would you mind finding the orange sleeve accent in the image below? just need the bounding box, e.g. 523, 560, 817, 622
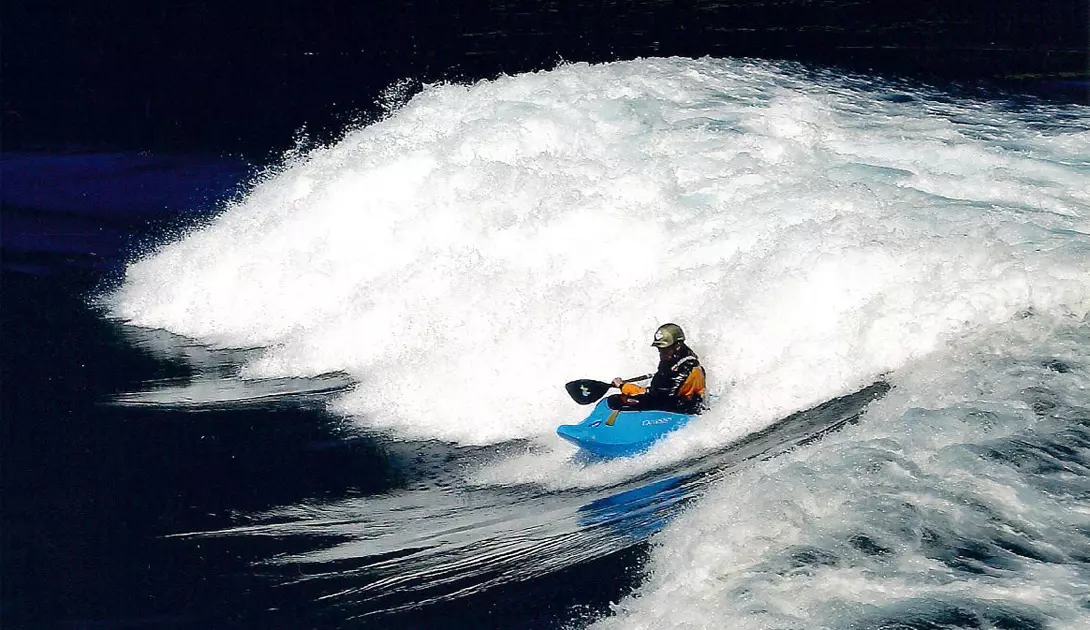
621, 383, 647, 396
678, 367, 706, 399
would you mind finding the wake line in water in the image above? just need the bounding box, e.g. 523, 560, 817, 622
169, 382, 888, 617
107, 324, 354, 408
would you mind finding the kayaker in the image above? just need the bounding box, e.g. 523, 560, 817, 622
609, 323, 707, 414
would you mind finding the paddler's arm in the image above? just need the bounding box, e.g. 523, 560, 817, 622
612, 377, 648, 396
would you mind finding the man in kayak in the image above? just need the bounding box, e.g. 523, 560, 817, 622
609, 323, 707, 414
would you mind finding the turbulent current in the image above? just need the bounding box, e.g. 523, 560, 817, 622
106, 58, 1090, 627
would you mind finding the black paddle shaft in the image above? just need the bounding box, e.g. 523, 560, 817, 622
564, 373, 653, 405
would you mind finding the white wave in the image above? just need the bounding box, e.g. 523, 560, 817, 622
591, 313, 1090, 630
109, 58, 1090, 452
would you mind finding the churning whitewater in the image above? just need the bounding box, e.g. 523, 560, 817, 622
110, 58, 1089, 450
108, 57, 1090, 626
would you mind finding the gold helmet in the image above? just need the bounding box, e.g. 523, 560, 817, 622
651, 323, 685, 348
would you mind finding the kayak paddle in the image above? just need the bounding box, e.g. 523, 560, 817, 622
564, 374, 653, 405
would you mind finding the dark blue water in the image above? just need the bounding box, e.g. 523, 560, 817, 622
3, 2, 1087, 628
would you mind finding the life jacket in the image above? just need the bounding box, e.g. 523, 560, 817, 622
619, 344, 707, 413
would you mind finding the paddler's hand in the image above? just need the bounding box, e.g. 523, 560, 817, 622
612, 377, 624, 388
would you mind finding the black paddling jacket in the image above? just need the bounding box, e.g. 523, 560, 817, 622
621, 343, 707, 413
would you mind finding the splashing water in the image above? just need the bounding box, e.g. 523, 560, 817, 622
108, 58, 1089, 456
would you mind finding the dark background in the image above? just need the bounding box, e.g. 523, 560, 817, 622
4, 0, 1088, 158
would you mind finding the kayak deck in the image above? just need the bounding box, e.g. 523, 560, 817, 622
556, 398, 694, 458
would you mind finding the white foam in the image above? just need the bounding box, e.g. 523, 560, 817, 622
591, 314, 1090, 630
110, 58, 1090, 451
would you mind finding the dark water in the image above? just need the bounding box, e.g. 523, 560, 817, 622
2, 2, 1087, 629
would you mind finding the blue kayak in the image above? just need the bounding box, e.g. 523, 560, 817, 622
556, 398, 695, 458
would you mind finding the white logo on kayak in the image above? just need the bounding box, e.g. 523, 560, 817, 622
641, 418, 673, 426
580, 385, 590, 397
